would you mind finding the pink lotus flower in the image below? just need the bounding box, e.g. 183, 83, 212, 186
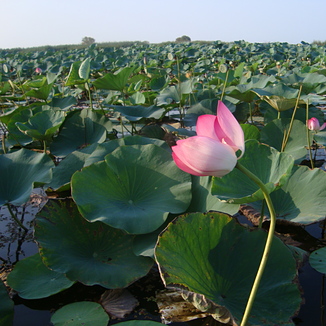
307, 117, 326, 131
172, 101, 245, 177
35, 67, 42, 74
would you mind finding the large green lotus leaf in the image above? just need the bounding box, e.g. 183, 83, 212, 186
6, 107, 34, 146
34, 199, 153, 288
65, 60, 89, 86
46, 143, 98, 191
250, 165, 326, 224
155, 212, 301, 325
187, 175, 239, 215
241, 123, 260, 141
84, 136, 170, 166
109, 105, 165, 121
309, 247, 326, 274
25, 82, 54, 101
50, 108, 112, 157
72, 144, 192, 234
92, 66, 134, 92
51, 301, 109, 326
0, 148, 54, 206
16, 109, 65, 141
6, 253, 74, 299
253, 83, 302, 111
50, 96, 77, 110
212, 140, 294, 204
280, 72, 326, 94
314, 131, 326, 146
261, 118, 308, 163
0, 281, 14, 326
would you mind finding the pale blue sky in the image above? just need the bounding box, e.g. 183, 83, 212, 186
1, 0, 325, 49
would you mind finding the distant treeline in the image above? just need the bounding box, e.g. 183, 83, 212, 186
1, 41, 152, 53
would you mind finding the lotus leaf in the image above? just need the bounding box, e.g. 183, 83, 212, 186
0, 281, 14, 326
0, 148, 54, 206
261, 118, 308, 163
16, 109, 65, 142
51, 301, 109, 326
212, 140, 294, 204
155, 212, 301, 325
35, 199, 153, 288
6, 253, 74, 299
309, 247, 326, 274
50, 108, 112, 157
250, 165, 326, 223
72, 144, 192, 234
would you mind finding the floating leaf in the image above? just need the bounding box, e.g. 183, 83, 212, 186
35, 199, 153, 288
0, 281, 14, 326
93, 66, 134, 92
155, 212, 301, 325
250, 165, 326, 224
6, 253, 74, 299
50, 108, 112, 157
261, 118, 308, 163
72, 144, 192, 234
16, 109, 65, 142
51, 302, 109, 326
309, 247, 326, 274
0, 148, 54, 206
212, 140, 294, 204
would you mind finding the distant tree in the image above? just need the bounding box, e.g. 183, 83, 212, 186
175, 35, 191, 43
82, 36, 95, 46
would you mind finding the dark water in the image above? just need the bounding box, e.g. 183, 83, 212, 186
1, 196, 326, 326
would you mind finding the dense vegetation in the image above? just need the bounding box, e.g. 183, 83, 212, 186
0, 39, 326, 326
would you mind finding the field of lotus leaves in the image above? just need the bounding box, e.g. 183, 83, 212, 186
0, 40, 326, 326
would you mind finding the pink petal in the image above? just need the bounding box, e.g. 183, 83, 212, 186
196, 114, 220, 141
320, 122, 326, 131
215, 101, 245, 156
172, 136, 237, 177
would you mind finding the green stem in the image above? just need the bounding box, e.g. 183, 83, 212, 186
306, 101, 314, 168
220, 69, 229, 102
6, 203, 28, 232
235, 162, 276, 326
281, 84, 302, 152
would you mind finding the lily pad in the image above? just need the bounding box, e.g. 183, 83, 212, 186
35, 199, 153, 288
261, 118, 308, 163
250, 165, 326, 224
50, 108, 112, 157
155, 212, 301, 325
6, 253, 74, 299
72, 144, 192, 234
51, 301, 109, 326
212, 140, 294, 205
0, 281, 14, 326
0, 148, 54, 206
309, 247, 326, 274
16, 109, 65, 142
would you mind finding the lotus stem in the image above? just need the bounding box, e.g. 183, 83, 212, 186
220, 69, 229, 102
281, 84, 302, 152
235, 162, 276, 326
6, 203, 28, 232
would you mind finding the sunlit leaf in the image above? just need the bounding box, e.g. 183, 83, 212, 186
72, 144, 192, 234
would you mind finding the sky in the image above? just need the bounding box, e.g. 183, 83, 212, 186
1, 0, 326, 49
